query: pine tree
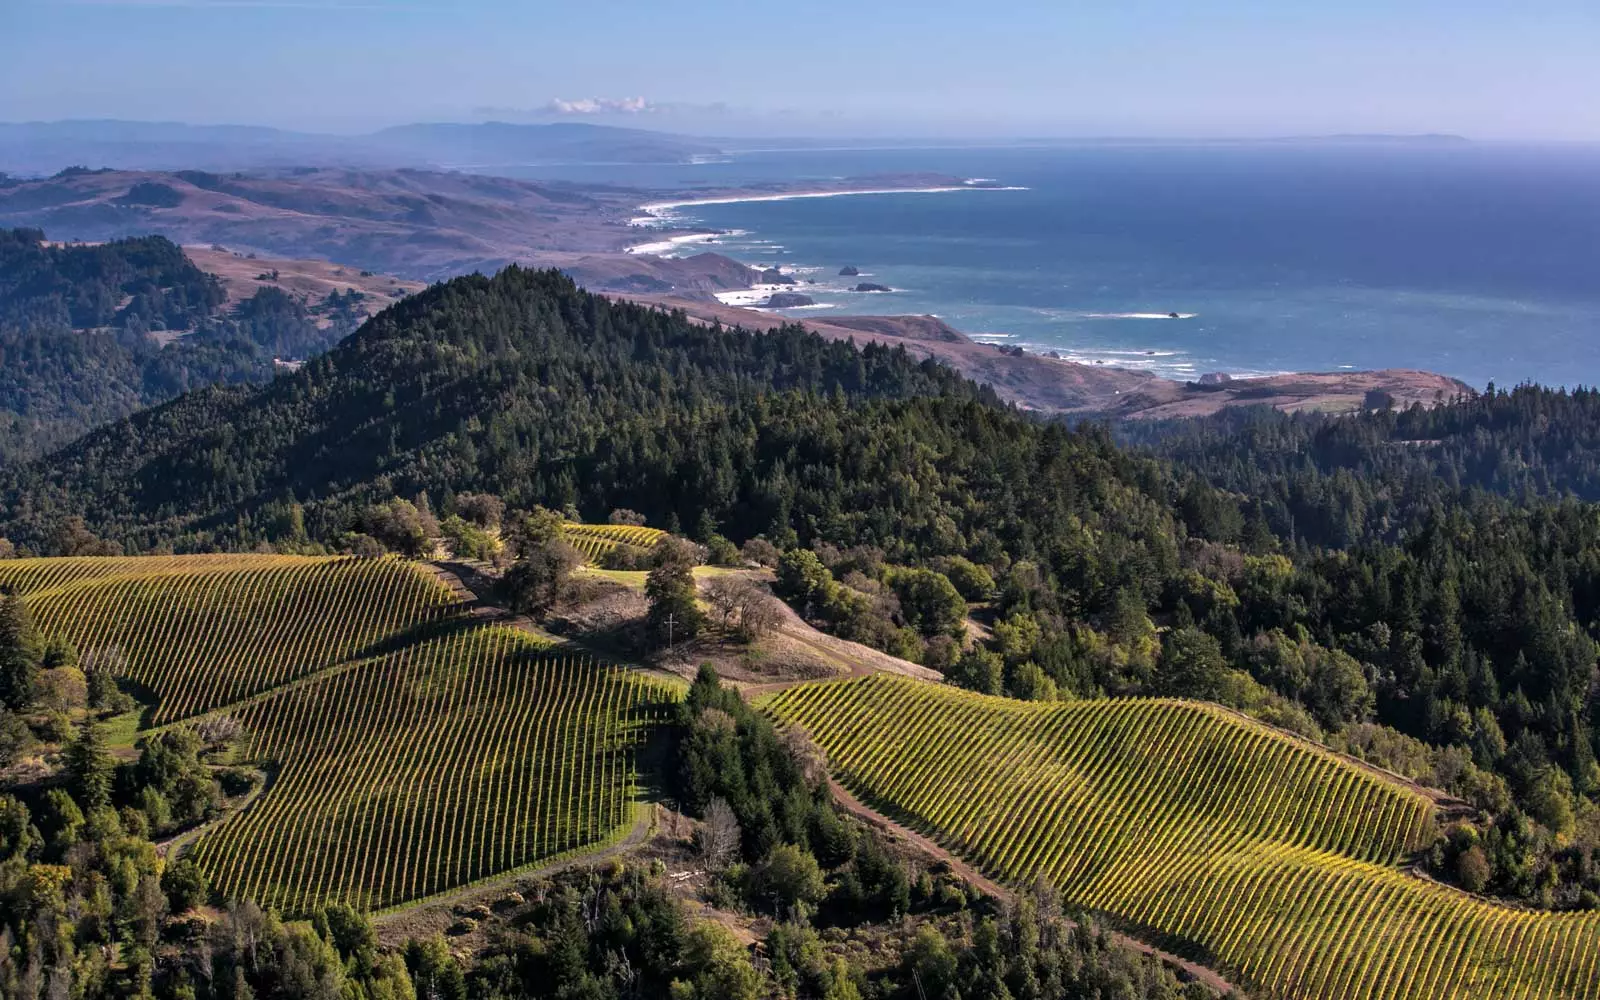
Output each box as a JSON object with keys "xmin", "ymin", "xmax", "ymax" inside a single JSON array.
[
  {"xmin": 0, "ymin": 594, "xmax": 40, "ymax": 712},
  {"xmin": 64, "ymin": 718, "xmax": 113, "ymax": 812}
]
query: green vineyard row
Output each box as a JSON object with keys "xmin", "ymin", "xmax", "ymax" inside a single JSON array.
[
  {"xmin": 0, "ymin": 555, "xmax": 457, "ymax": 725},
  {"xmin": 764, "ymin": 675, "xmax": 1600, "ymax": 1000},
  {"xmin": 560, "ymin": 523, "xmax": 666, "ymax": 563},
  {"xmin": 187, "ymin": 626, "xmax": 675, "ymax": 912}
]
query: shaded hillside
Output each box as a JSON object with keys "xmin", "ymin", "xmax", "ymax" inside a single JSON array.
[
  {"xmin": 0, "ymin": 228, "xmax": 380, "ymax": 460},
  {"xmin": 0, "ymin": 266, "xmax": 999, "ymax": 550}
]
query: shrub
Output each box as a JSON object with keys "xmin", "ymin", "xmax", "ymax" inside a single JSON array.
[
  {"xmin": 939, "ymin": 556, "xmax": 996, "ymax": 602},
  {"xmin": 741, "ymin": 538, "xmax": 780, "ymax": 567},
  {"xmin": 887, "ymin": 568, "xmax": 967, "ymax": 639},
  {"xmin": 162, "ymin": 858, "xmax": 210, "ymax": 912},
  {"xmin": 706, "ymin": 534, "xmax": 741, "ymax": 566}
]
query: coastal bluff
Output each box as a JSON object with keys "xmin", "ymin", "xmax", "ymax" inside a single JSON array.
[{"xmin": 610, "ymin": 293, "xmax": 1473, "ymax": 418}]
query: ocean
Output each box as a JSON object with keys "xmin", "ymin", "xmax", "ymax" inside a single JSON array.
[{"xmin": 510, "ymin": 144, "xmax": 1600, "ymax": 388}]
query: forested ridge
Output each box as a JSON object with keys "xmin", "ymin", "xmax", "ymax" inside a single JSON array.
[
  {"xmin": 6, "ymin": 266, "xmax": 1600, "ymax": 914},
  {"xmin": 1127, "ymin": 386, "xmax": 1600, "ymax": 547},
  {"xmin": 0, "ymin": 228, "xmax": 374, "ymax": 461}
]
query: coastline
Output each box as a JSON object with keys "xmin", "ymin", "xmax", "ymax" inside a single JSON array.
[
  {"xmin": 614, "ymin": 182, "xmax": 1417, "ymax": 386},
  {"xmin": 607, "ymin": 180, "xmax": 1470, "ymax": 416},
  {"xmin": 607, "ymin": 290, "xmax": 1473, "ymax": 419},
  {"xmin": 624, "ymin": 179, "xmax": 1026, "ymax": 255}
]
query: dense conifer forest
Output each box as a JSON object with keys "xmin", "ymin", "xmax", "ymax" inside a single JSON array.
[{"xmin": 0, "ymin": 228, "xmax": 372, "ymax": 460}]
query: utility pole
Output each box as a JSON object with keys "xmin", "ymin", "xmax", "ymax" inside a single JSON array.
[{"xmin": 665, "ymin": 612, "xmax": 676, "ymax": 655}]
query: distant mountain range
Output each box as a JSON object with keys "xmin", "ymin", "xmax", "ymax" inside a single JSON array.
[{"xmin": 0, "ymin": 120, "xmax": 723, "ymax": 176}]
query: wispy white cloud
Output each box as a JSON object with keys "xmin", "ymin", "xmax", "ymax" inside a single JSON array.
[
  {"xmin": 475, "ymin": 99, "xmax": 736, "ymax": 121},
  {"xmin": 541, "ymin": 97, "xmax": 654, "ymax": 116}
]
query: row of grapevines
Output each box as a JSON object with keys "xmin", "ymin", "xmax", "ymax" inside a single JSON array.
[
  {"xmin": 764, "ymin": 675, "xmax": 1600, "ymax": 1000},
  {"xmin": 186, "ymin": 626, "xmax": 677, "ymax": 913},
  {"xmin": 0, "ymin": 556, "xmax": 458, "ymax": 724},
  {"xmin": 560, "ymin": 523, "xmax": 666, "ymax": 564}
]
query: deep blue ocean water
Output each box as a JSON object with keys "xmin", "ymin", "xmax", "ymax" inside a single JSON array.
[{"xmin": 508, "ymin": 145, "xmax": 1600, "ymax": 387}]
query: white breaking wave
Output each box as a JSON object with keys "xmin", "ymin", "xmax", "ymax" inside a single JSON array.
[
  {"xmin": 1076, "ymin": 312, "xmax": 1200, "ymax": 320},
  {"xmin": 624, "ymin": 232, "xmax": 722, "ymax": 256},
  {"xmin": 633, "ymin": 183, "xmax": 1027, "ymax": 223}
]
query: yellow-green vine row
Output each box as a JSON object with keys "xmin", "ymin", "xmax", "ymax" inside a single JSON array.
[
  {"xmin": 764, "ymin": 674, "xmax": 1600, "ymax": 1000},
  {"xmin": 560, "ymin": 523, "xmax": 666, "ymax": 564},
  {"xmin": 187, "ymin": 626, "xmax": 676, "ymax": 913},
  {"xmin": 0, "ymin": 555, "xmax": 458, "ymax": 724}
]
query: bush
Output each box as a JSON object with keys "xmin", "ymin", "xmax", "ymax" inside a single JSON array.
[
  {"xmin": 741, "ymin": 538, "xmax": 780, "ymax": 567},
  {"xmin": 34, "ymin": 711, "xmax": 72, "ymax": 744},
  {"xmin": 359, "ymin": 498, "xmax": 438, "ymax": 557},
  {"xmin": 440, "ymin": 515, "xmax": 500, "ymax": 562},
  {"xmin": 887, "ymin": 568, "xmax": 967, "ymax": 639},
  {"xmin": 706, "ymin": 534, "xmax": 741, "ymax": 566},
  {"xmin": 347, "ymin": 533, "xmax": 386, "ymax": 559},
  {"xmin": 747, "ymin": 844, "xmax": 826, "ymax": 917},
  {"xmin": 775, "ymin": 550, "xmax": 832, "ymax": 609},
  {"xmin": 599, "ymin": 543, "xmax": 654, "ymax": 570},
  {"xmin": 0, "ymin": 711, "xmax": 34, "ymax": 768},
  {"xmin": 161, "ymin": 858, "xmax": 210, "ymax": 911},
  {"xmin": 454, "ymin": 493, "xmax": 505, "ymax": 529},
  {"xmin": 939, "ymin": 556, "xmax": 996, "ymax": 602}
]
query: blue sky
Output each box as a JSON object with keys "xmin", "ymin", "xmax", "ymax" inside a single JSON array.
[{"xmin": 4, "ymin": 0, "xmax": 1598, "ymax": 139}]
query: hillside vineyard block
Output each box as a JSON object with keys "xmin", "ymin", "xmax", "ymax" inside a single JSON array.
[{"xmin": 765, "ymin": 674, "xmax": 1600, "ymax": 1000}]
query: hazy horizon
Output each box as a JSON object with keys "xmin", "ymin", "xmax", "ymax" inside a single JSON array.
[{"xmin": 5, "ymin": 0, "xmax": 1598, "ymax": 142}]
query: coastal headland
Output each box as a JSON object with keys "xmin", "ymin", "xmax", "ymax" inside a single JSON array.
[
  {"xmin": 0, "ymin": 165, "xmax": 1473, "ymax": 416},
  {"xmin": 609, "ymin": 292, "xmax": 1471, "ymax": 418}
]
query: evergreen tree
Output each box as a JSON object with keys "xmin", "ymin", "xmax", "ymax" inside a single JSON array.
[
  {"xmin": 64, "ymin": 718, "xmax": 112, "ymax": 812},
  {"xmin": 0, "ymin": 594, "xmax": 40, "ymax": 711}
]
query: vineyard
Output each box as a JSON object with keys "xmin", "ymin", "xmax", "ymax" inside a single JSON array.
[
  {"xmin": 1, "ymin": 555, "xmax": 678, "ymax": 913},
  {"xmin": 0, "ymin": 555, "xmax": 457, "ymax": 724},
  {"xmin": 188, "ymin": 626, "xmax": 675, "ymax": 912},
  {"xmin": 765, "ymin": 675, "xmax": 1600, "ymax": 1000},
  {"xmin": 560, "ymin": 523, "xmax": 666, "ymax": 563}
]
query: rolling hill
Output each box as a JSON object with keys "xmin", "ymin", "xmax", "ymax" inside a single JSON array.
[
  {"xmin": 0, "ymin": 228, "xmax": 405, "ymax": 460},
  {"xmin": 765, "ymin": 675, "xmax": 1600, "ymax": 999},
  {"xmin": 0, "ymin": 554, "xmax": 455, "ymax": 724},
  {"xmin": 1, "ymin": 553, "xmax": 675, "ymax": 913},
  {"xmin": 188, "ymin": 626, "xmax": 670, "ymax": 912},
  {"xmin": 0, "ymin": 167, "xmax": 757, "ymax": 289}
]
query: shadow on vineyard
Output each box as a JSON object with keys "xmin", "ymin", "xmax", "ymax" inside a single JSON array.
[{"xmin": 345, "ymin": 607, "xmax": 496, "ymax": 663}]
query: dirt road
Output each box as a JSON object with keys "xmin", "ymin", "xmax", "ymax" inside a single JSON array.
[{"xmin": 825, "ymin": 778, "xmax": 1237, "ymax": 995}]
